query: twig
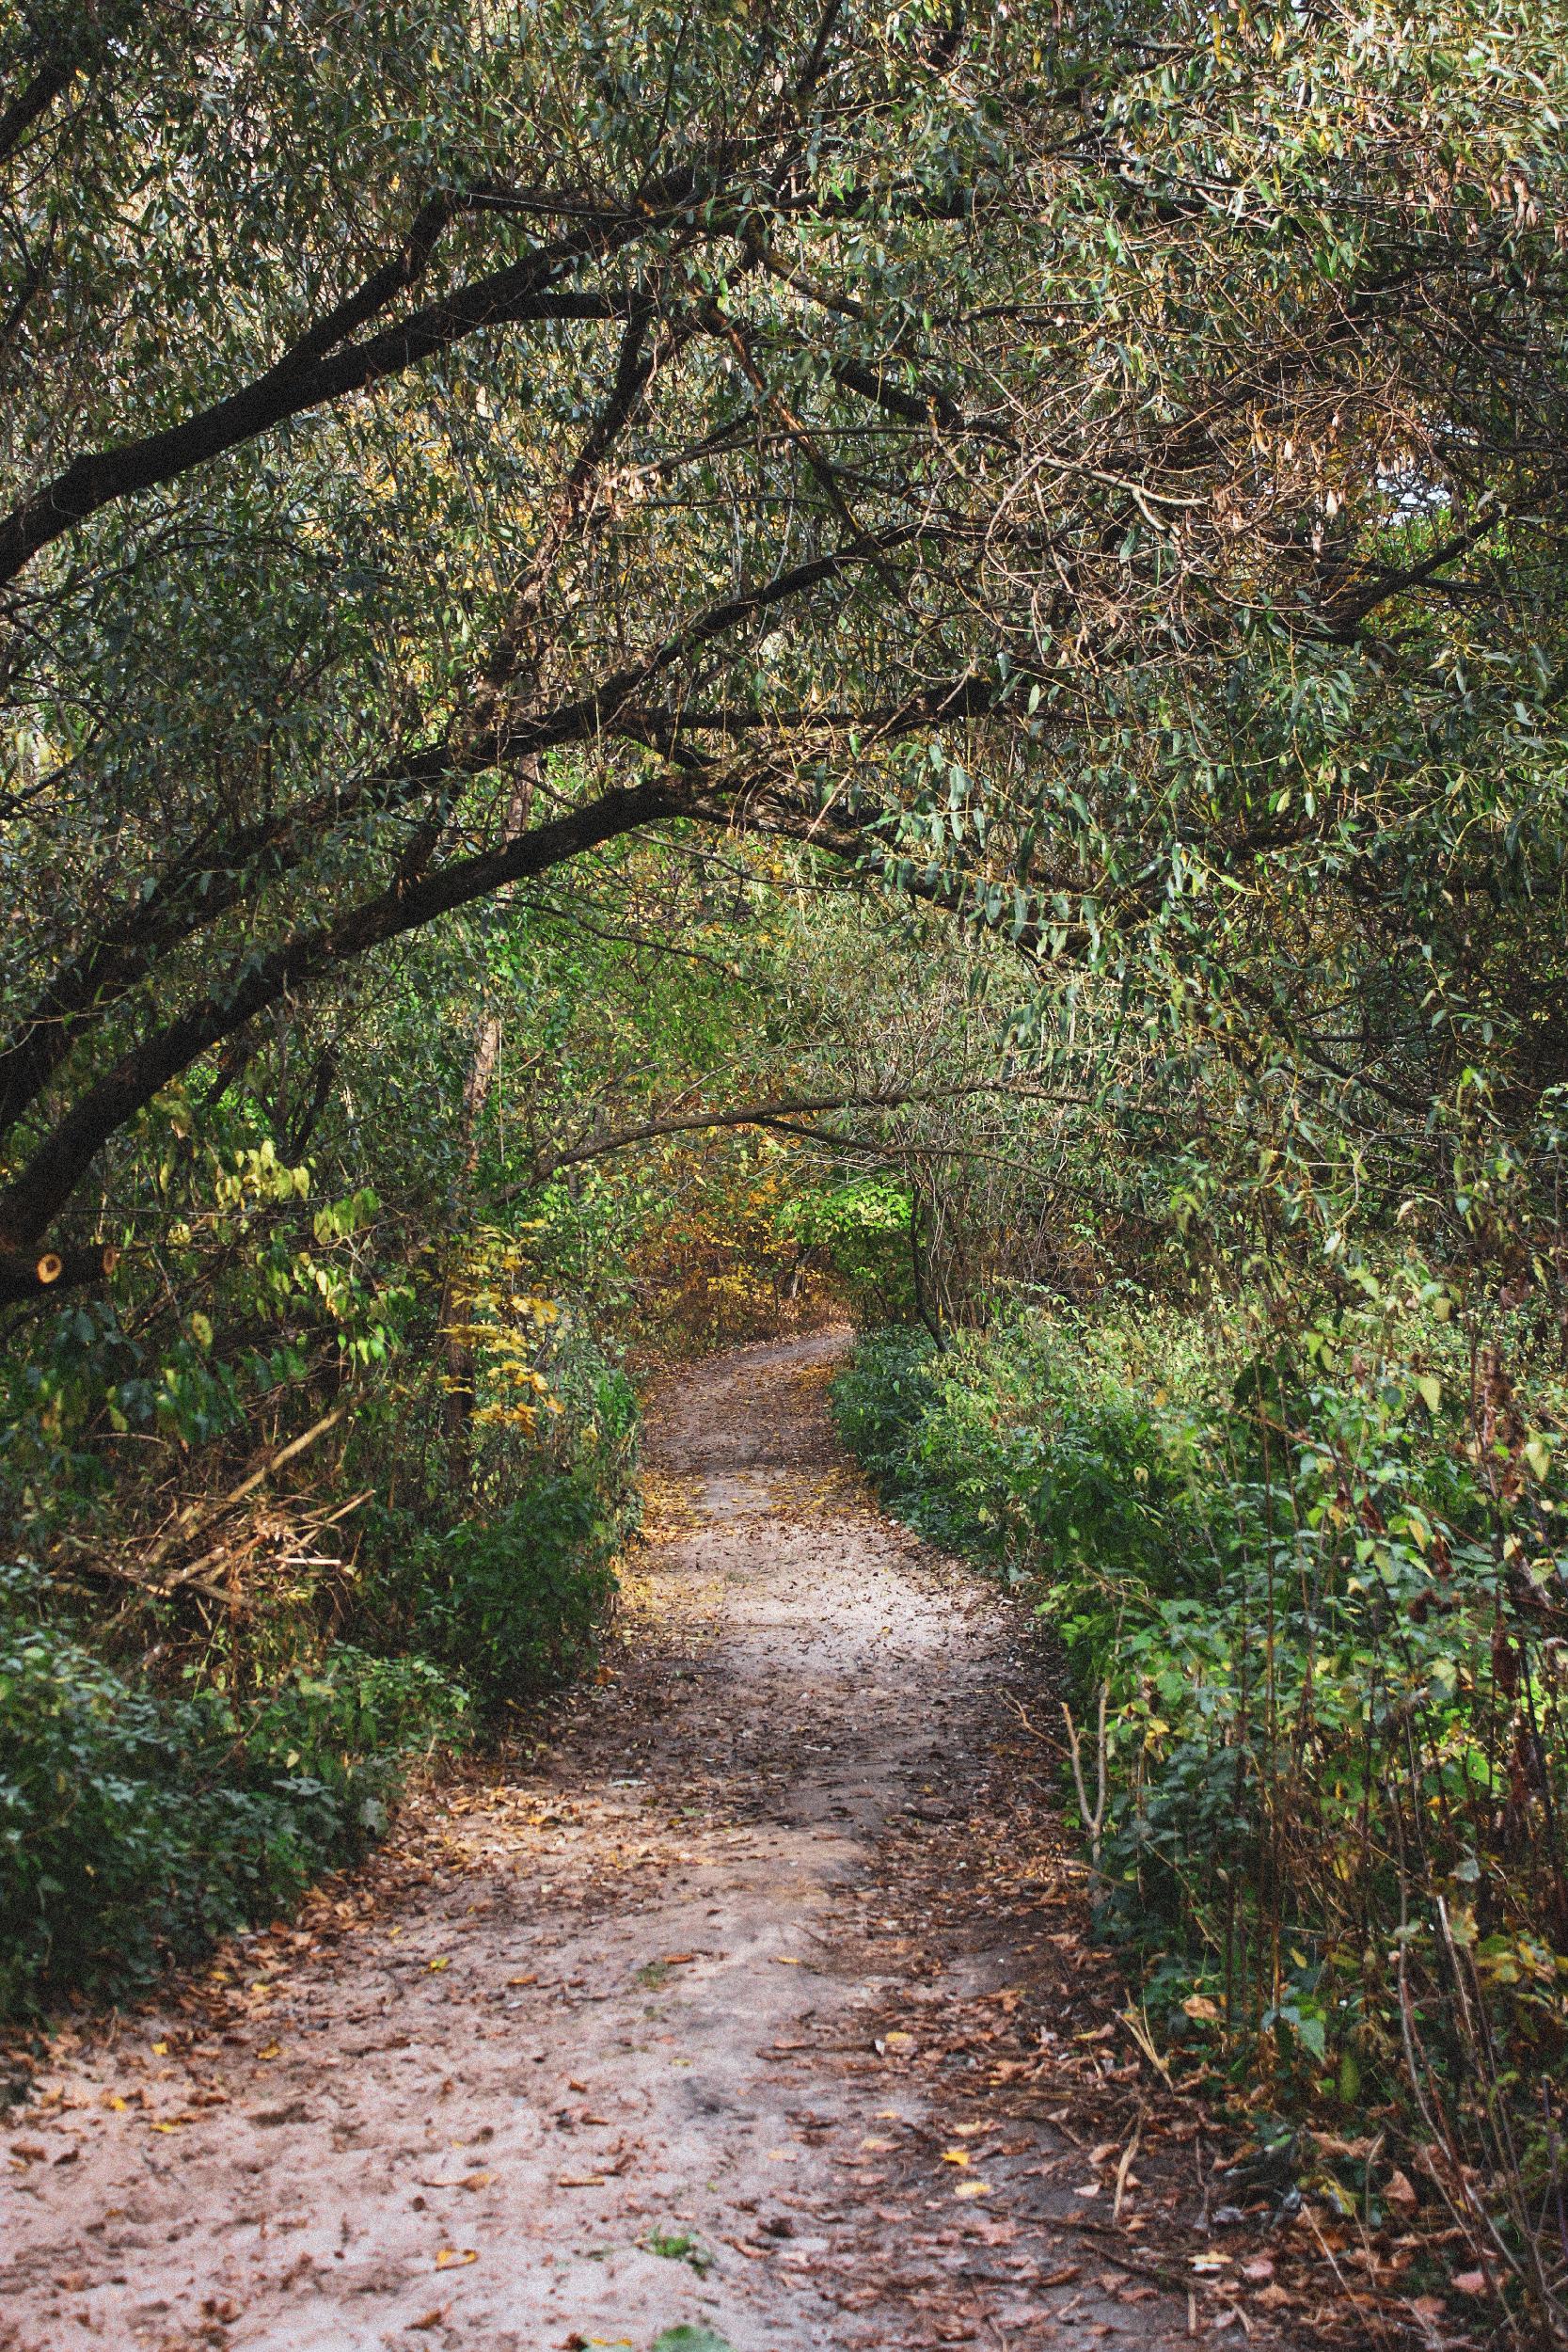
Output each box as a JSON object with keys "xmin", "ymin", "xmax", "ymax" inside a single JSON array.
[
  {"xmin": 1119, "ymin": 2004, "xmax": 1175, "ymax": 2088},
  {"xmin": 142, "ymin": 1406, "xmax": 346, "ymax": 1571},
  {"xmin": 1114, "ymin": 2106, "xmax": 1147, "ymax": 2222},
  {"xmin": 1062, "ymin": 1682, "xmax": 1109, "ymax": 1871}
]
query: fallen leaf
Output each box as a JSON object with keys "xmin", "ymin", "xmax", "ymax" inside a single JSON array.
[
  {"xmin": 556, "ymin": 2174, "xmax": 606, "ymax": 2188},
  {"xmin": 435, "ymin": 2247, "xmax": 477, "ymax": 2268},
  {"xmin": 506, "ymin": 1974, "xmax": 537, "ymax": 1988},
  {"xmin": 1385, "ymin": 2168, "xmax": 1418, "ymax": 2211},
  {"xmin": 429, "ymin": 1957, "xmax": 450, "ymax": 1973},
  {"xmin": 954, "ymin": 2180, "xmax": 992, "ymax": 2199},
  {"xmin": 408, "ymin": 2310, "xmax": 446, "ymax": 2331},
  {"xmin": 1452, "ymin": 2271, "xmax": 1489, "ymax": 2296},
  {"xmin": 969, "ymin": 2221, "xmax": 1017, "ymax": 2247},
  {"xmin": 942, "ymin": 2148, "xmax": 972, "ymax": 2167},
  {"xmin": 1183, "ymin": 1994, "xmax": 1221, "ymax": 2023},
  {"xmin": 1240, "ymin": 2256, "xmax": 1275, "ymax": 2283},
  {"xmin": 257, "ymin": 2042, "xmax": 282, "ymax": 2061}
]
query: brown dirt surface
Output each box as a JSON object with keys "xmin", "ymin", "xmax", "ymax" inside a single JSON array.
[{"xmin": 1, "ymin": 1331, "xmax": 1323, "ymax": 2352}]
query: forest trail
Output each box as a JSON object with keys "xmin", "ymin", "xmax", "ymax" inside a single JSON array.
[{"xmin": 3, "ymin": 1334, "xmax": 1234, "ymax": 2352}]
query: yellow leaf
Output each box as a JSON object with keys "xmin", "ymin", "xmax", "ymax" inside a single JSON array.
[
  {"xmin": 257, "ymin": 2042, "xmax": 282, "ymax": 2060},
  {"xmin": 435, "ymin": 2248, "xmax": 478, "ymax": 2269},
  {"xmin": 429, "ymin": 1957, "xmax": 450, "ymax": 1973},
  {"xmin": 954, "ymin": 2180, "xmax": 992, "ymax": 2199},
  {"xmin": 942, "ymin": 2149, "xmax": 972, "ymax": 2167}
]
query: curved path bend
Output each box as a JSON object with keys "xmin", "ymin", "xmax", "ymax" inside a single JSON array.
[{"xmin": 3, "ymin": 1333, "xmax": 1242, "ymax": 2352}]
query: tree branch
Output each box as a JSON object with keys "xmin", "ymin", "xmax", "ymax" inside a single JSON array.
[
  {"xmin": 528, "ymin": 1075, "xmax": 1085, "ymax": 1184},
  {"xmin": 0, "ymin": 160, "xmax": 728, "ymax": 587},
  {"xmin": 0, "ymin": 778, "xmax": 681, "ymax": 1251}
]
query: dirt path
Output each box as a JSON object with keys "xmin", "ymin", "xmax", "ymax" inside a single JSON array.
[{"xmin": 2, "ymin": 1333, "xmax": 1254, "ymax": 2352}]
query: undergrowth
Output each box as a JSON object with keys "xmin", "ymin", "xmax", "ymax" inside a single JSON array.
[
  {"xmin": 835, "ymin": 1279, "xmax": 1568, "ymax": 2333},
  {"xmin": 0, "ymin": 1261, "xmax": 640, "ymax": 2026}
]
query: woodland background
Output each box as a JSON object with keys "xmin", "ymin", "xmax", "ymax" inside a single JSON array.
[{"xmin": 3, "ymin": 0, "xmax": 1568, "ymax": 2338}]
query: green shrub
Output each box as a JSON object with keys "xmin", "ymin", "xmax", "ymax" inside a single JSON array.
[
  {"xmin": 0, "ymin": 1296, "xmax": 641, "ymax": 2021},
  {"xmin": 834, "ymin": 1293, "xmax": 1568, "ymax": 2248},
  {"xmin": 832, "ymin": 1313, "xmax": 1212, "ymax": 1592},
  {"xmin": 359, "ymin": 1341, "xmax": 640, "ymax": 1719},
  {"xmin": 830, "ymin": 1327, "xmax": 940, "ymax": 1503},
  {"xmin": 410, "ymin": 1465, "xmax": 626, "ymax": 1713},
  {"xmin": 0, "ymin": 1564, "xmax": 465, "ymax": 2020}
]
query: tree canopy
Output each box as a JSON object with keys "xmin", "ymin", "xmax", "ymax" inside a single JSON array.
[{"xmin": 6, "ymin": 0, "xmax": 1567, "ymax": 1303}]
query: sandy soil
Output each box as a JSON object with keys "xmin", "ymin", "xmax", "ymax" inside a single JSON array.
[{"xmin": 1, "ymin": 1332, "xmax": 1234, "ymax": 2352}]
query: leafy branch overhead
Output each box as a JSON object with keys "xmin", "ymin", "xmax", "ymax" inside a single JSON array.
[{"xmin": 3, "ymin": 0, "xmax": 1565, "ymax": 1291}]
